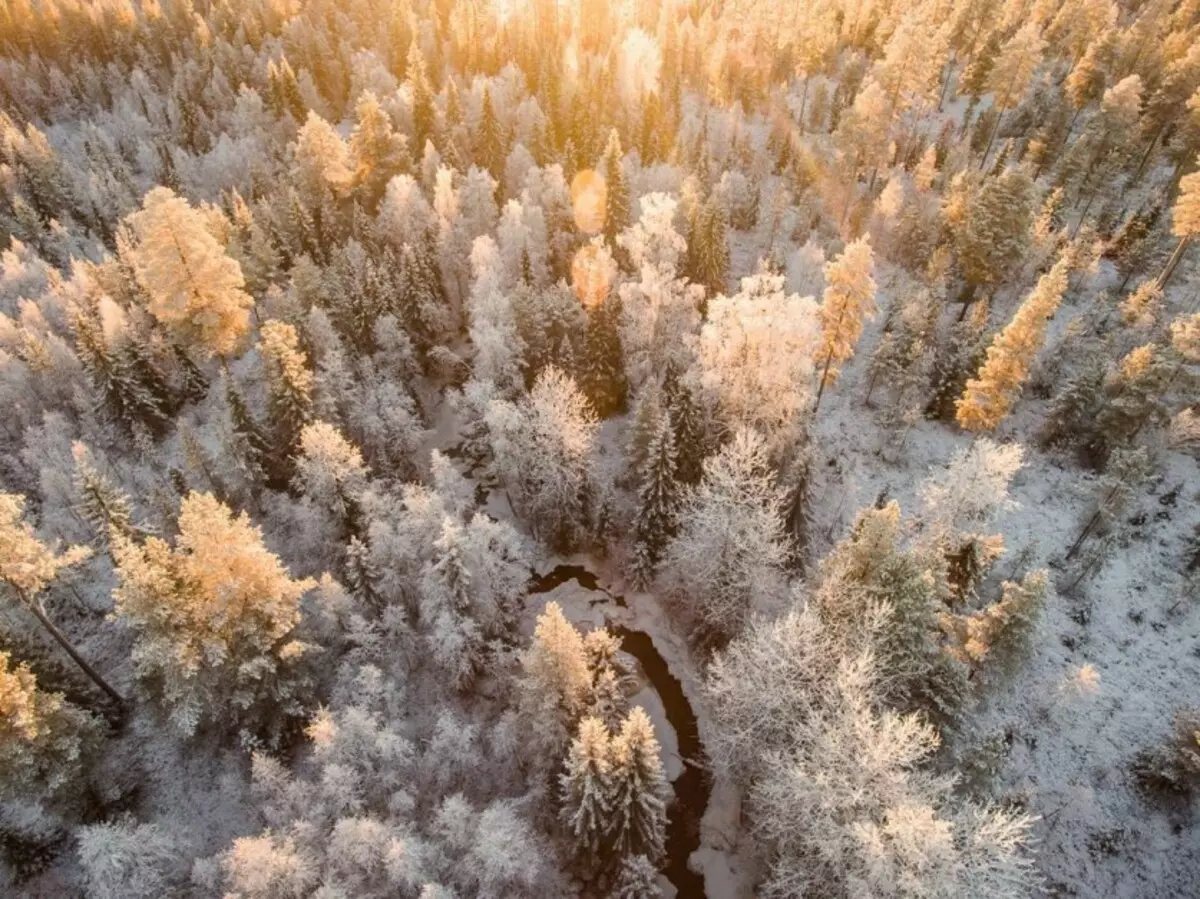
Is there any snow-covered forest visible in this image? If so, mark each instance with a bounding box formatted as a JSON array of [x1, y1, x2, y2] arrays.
[[1, 0, 1199, 895]]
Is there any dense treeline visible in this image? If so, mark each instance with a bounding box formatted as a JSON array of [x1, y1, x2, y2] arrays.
[[1, 0, 1198, 896]]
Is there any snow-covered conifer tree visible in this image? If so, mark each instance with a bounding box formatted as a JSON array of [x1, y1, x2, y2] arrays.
[[608, 706, 669, 862], [630, 405, 682, 588], [111, 492, 315, 737], [957, 256, 1069, 431], [127, 187, 254, 357], [559, 715, 614, 863], [815, 236, 877, 411]]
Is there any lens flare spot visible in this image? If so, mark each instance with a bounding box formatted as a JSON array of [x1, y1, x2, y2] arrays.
[[571, 169, 607, 234], [571, 240, 617, 309]]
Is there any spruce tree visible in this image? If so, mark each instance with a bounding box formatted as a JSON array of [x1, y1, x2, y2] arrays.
[[609, 707, 669, 863], [0, 651, 98, 800], [630, 407, 682, 588], [258, 320, 314, 485], [601, 129, 631, 250], [224, 375, 270, 487], [579, 296, 628, 418], [957, 256, 1069, 432], [614, 855, 663, 899], [559, 715, 614, 864], [662, 364, 707, 485], [685, 196, 729, 299], [478, 87, 506, 180], [72, 443, 139, 550]]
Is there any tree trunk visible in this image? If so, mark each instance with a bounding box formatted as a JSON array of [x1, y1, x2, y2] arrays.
[[25, 594, 124, 707], [1130, 123, 1165, 186], [978, 104, 1007, 171], [1070, 184, 1098, 240], [1157, 236, 1192, 290]]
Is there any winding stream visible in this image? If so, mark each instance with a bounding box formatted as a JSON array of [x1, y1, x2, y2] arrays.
[[529, 566, 711, 898]]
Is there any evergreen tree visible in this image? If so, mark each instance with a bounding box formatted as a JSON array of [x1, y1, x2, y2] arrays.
[[1158, 160, 1200, 289], [630, 407, 682, 588], [601, 129, 631, 249], [127, 187, 255, 358], [478, 88, 506, 180], [979, 22, 1046, 166], [614, 854, 663, 899], [663, 365, 708, 486], [815, 237, 878, 411], [685, 195, 730, 299], [521, 601, 594, 760], [0, 650, 97, 800], [111, 492, 315, 737], [608, 706, 669, 863], [72, 443, 138, 550], [258, 320, 314, 484], [955, 168, 1035, 310], [579, 294, 628, 417], [348, 91, 409, 211], [224, 375, 270, 488], [942, 570, 1049, 684], [72, 312, 170, 437], [957, 256, 1069, 432], [0, 494, 120, 706], [559, 716, 614, 864], [408, 42, 436, 160]]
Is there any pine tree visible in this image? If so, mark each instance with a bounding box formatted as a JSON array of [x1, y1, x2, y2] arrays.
[[663, 365, 708, 486], [0, 494, 121, 706], [815, 237, 877, 411], [614, 854, 663, 898], [111, 492, 315, 737], [630, 407, 682, 588], [1158, 160, 1200, 289], [72, 443, 138, 550], [955, 168, 1035, 309], [348, 91, 409, 211], [685, 195, 730, 299], [258, 320, 314, 484], [0, 650, 97, 800], [942, 570, 1048, 683], [1039, 346, 1107, 451], [579, 294, 628, 417], [608, 706, 669, 863], [956, 256, 1069, 432], [559, 716, 614, 864], [1105, 205, 1161, 291], [979, 22, 1046, 166], [127, 187, 255, 358], [1065, 446, 1153, 562], [601, 129, 631, 249], [1119, 279, 1163, 328]]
